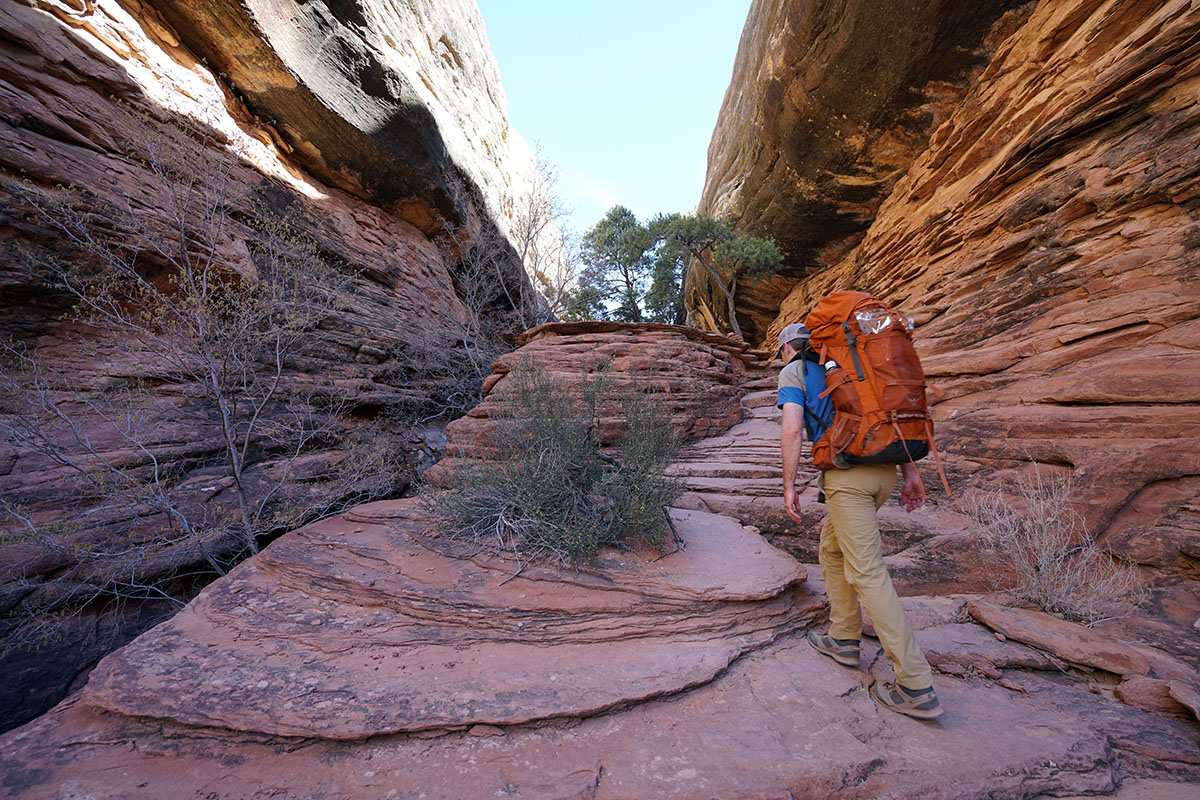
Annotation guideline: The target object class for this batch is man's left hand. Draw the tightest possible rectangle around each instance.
[899,464,925,512]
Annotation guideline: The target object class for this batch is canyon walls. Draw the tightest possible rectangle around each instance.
[0,0,552,730]
[694,0,1031,343]
[699,0,1200,567]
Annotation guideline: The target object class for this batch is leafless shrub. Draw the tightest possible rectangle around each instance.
[963,468,1146,624]
[387,219,551,428]
[0,107,398,651]
[383,152,582,431]
[506,150,578,323]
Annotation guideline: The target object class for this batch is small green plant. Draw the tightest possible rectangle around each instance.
[963,468,1146,624]
[423,360,686,564]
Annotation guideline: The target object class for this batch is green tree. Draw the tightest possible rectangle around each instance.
[579,206,654,322]
[651,213,783,341]
[643,236,688,325]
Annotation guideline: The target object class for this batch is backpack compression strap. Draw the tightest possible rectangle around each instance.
[842,321,865,381]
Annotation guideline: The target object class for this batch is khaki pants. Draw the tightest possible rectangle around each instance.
[819,463,933,690]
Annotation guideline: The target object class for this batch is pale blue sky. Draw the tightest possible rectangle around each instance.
[476,1,752,239]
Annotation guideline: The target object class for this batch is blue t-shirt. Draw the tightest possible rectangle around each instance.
[777,356,834,442]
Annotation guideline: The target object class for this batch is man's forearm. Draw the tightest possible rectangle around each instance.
[780,404,805,492]
[782,430,802,489]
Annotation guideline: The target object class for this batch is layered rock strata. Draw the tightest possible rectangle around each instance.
[424,322,756,483]
[702,0,1200,561]
[3,506,1199,798]
[0,0,551,730]
[693,0,1031,341]
[81,499,814,739]
[4,329,1200,797]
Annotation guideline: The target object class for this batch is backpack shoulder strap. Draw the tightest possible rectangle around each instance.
[793,351,828,438]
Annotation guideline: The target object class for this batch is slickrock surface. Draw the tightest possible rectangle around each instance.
[4,347,1200,797]
[425,323,753,483]
[5,587,1200,799]
[80,500,813,739]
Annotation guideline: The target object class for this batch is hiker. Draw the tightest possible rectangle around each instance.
[776,318,944,720]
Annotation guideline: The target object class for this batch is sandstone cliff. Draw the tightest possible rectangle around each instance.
[694,0,1031,343]
[423,321,756,486]
[0,0,553,731]
[699,0,1200,570]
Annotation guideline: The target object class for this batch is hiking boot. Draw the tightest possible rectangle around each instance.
[870,681,944,720]
[807,631,860,666]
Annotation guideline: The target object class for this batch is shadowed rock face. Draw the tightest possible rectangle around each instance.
[693,0,1030,342]
[0,0,545,731]
[149,0,531,238]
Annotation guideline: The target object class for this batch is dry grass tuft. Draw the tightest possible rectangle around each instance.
[963,468,1146,625]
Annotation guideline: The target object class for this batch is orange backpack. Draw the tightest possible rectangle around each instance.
[803,291,950,495]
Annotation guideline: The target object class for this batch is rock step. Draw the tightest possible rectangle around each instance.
[667,464,781,480]
[80,502,813,740]
[741,389,778,408]
[740,375,779,390]
[678,477,782,497]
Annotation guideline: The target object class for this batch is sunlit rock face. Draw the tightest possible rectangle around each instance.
[693,0,1028,343]
[702,0,1200,555]
[0,0,553,731]
[424,322,757,486]
[149,0,551,252]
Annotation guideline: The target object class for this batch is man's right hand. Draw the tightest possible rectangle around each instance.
[783,484,805,524]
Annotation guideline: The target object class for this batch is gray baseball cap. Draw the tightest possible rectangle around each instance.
[776,322,809,357]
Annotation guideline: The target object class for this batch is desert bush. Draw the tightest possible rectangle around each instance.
[963,468,1145,624]
[0,107,399,651]
[423,361,686,564]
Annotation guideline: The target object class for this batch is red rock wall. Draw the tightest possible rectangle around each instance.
[694,0,1031,342]
[0,0,538,730]
[707,0,1200,562]
[424,322,755,485]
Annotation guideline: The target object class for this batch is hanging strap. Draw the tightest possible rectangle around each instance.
[888,415,952,500]
[890,416,926,505]
[842,321,865,381]
[924,418,952,496]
